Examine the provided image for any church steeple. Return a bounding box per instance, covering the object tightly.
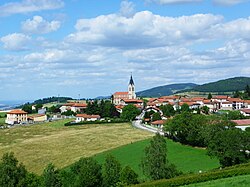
[128,74,136,99]
[129,75,134,85]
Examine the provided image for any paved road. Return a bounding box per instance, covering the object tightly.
[132,112,164,135]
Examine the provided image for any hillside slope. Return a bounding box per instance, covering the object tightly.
[192,77,250,92]
[137,83,197,97]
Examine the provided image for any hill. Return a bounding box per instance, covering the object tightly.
[191,77,250,93]
[94,138,219,179]
[136,83,198,97]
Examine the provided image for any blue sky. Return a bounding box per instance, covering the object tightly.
[0,0,250,101]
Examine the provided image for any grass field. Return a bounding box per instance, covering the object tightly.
[94,138,220,179]
[0,120,153,174]
[182,174,250,187]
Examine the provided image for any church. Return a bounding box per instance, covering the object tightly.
[112,75,137,105]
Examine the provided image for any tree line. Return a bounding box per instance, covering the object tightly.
[164,112,250,167]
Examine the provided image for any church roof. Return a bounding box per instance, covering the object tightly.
[129,75,134,85]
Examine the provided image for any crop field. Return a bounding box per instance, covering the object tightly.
[0,120,153,174]
[183,174,250,187]
[94,138,220,179]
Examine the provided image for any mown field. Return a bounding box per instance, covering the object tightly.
[0,120,153,174]
[94,138,220,179]
[183,174,250,187]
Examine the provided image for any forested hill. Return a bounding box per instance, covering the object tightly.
[33,96,73,104]
[136,83,197,97]
[192,77,250,92]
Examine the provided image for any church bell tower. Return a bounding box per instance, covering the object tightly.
[128,75,136,99]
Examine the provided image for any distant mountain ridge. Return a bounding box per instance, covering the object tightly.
[191,77,250,92]
[136,83,198,97]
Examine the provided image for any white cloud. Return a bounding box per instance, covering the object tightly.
[22,16,61,34]
[213,0,249,6]
[0,0,64,17]
[1,33,31,51]
[67,12,223,48]
[146,0,202,5]
[119,0,135,17]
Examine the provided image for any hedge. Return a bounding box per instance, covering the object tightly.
[64,119,129,126]
[133,162,250,187]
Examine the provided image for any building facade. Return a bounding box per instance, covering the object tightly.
[5,110,28,125]
[112,75,137,105]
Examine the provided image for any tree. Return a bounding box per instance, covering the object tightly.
[245,84,250,97]
[160,104,175,117]
[207,128,247,167]
[180,103,190,113]
[141,133,179,180]
[103,155,122,187]
[121,104,140,121]
[152,112,161,121]
[207,93,212,99]
[226,110,244,120]
[119,166,138,186]
[35,104,43,112]
[201,106,210,114]
[42,163,62,187]
[22,104,33,114]
[71,157,102,187]
[0,152,27,187]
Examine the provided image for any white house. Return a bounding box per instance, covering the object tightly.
[5,110,28,125]
[220,102,233,110]
[240,109,250,117]
[75,114,101,122]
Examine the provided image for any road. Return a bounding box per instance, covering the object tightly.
[132,112,164,135]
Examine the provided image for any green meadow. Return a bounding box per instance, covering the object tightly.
[182,174,250,187]
[94,138,220,179]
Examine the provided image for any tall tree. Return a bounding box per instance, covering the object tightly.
[160,104,175,117]
[71,157,102,187]
[119,166,138,186]
[180,103,190,113]
[42,163,62,187]
[121,104,140,121]
[141,133,179,180]
[103,155,122,187]
[152,112,162,121]
[207,93,212,99]
[207,128,247,167]
[0,152,27,187]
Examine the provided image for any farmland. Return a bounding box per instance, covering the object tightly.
[0,120,153,174]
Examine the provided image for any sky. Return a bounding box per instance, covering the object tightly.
[0,0,250,101]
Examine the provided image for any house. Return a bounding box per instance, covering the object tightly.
[5,110,28,125]
[232,119,250,131]
[240,109,250,117]
[220,101,233,110]
[227,98,244,110]
[75,114,101,122]
[27,114,47,123]
[244,100,250,109]
[211,95,229,103]
[151,120,166,129]
[60,102,87,113]
[112,75,136,105]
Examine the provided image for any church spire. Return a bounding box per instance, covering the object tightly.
[129,74,134,85]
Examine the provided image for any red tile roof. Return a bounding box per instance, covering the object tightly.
[232,119,250,126]
[240,109,250,114]
[7,110,27,114]
[151,120,166,125]
[76,114,100,118]
[122,99,143,103]
[244,100,250,104]
[114,92,129,95]
[227,98,243,102]
[213,95,228,99]
[73,103,87,107]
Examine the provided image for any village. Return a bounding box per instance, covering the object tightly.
[3,75,250,131]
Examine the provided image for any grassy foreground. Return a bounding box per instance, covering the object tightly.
[0,120,153,174]
[183,174,250,187]
[94,138,219,179]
